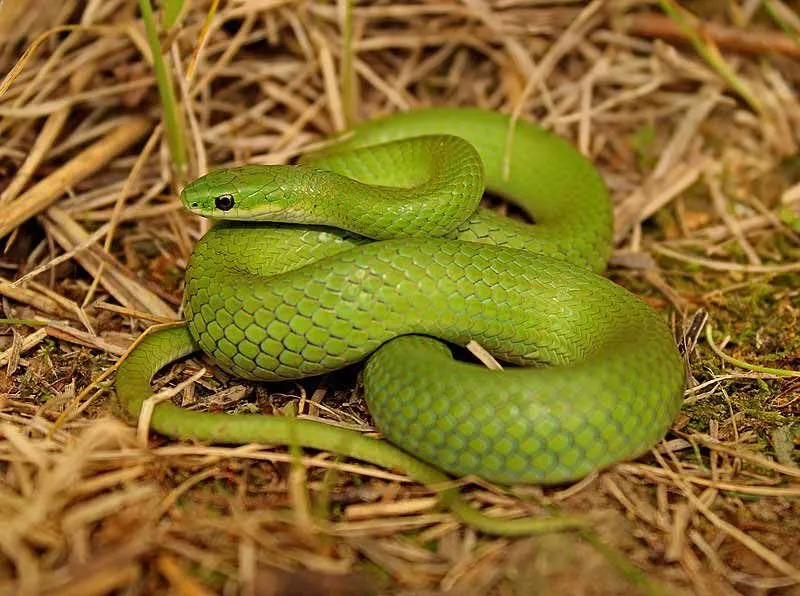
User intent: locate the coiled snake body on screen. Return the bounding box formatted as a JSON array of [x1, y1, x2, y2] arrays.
[[116, 108, 685, 534]]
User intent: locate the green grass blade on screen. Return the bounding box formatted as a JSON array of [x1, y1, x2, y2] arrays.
[[139, 0, 188, 176], [162, 0, 188, 31]]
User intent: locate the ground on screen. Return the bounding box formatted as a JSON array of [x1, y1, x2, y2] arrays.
[[0, 1, 799, 595]]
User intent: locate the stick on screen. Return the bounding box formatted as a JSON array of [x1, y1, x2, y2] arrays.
[[0, 117, 153, 239]]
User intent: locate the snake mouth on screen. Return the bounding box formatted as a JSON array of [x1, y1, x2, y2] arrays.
[[183, 200, 294, 223], [179, 186, 210, 216]]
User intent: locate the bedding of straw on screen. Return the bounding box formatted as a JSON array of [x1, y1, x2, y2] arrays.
[[0, 1, 799, 594]]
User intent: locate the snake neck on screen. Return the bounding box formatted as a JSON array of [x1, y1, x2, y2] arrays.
[[181, 136, 485, 241]]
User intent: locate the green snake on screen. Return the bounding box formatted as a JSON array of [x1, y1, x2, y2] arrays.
[[115, 107, 685, 535]]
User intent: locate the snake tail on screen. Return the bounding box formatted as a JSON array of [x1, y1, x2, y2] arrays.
[[115, 324, 587, 536]]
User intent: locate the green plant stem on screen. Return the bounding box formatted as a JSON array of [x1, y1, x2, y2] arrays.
[[0, 319, 50, 327], [764, 0, 800, 50], [139, 0, 188, 177], [658, 0, 762, 114], [705, 323, 800, 377], [339, 0, 355, 127]]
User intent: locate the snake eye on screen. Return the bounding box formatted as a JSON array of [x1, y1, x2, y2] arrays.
[[214, 193, 235, 211]]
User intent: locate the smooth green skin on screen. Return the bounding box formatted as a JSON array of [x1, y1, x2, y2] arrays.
[[115, 107, 685, 535]]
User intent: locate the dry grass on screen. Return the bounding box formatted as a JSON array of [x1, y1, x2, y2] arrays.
[[1, 1, 799, 594]]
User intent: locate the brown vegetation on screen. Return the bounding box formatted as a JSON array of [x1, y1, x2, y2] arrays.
[[0, 1, 798, 594]]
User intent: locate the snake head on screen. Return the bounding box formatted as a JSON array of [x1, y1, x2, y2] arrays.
[[181, 165, 301, 220]]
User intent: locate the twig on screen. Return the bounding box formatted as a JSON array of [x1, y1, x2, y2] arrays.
[[0, 117, 153, 239], [627, 12, 800, 57], [652, 245, 800, 274]]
